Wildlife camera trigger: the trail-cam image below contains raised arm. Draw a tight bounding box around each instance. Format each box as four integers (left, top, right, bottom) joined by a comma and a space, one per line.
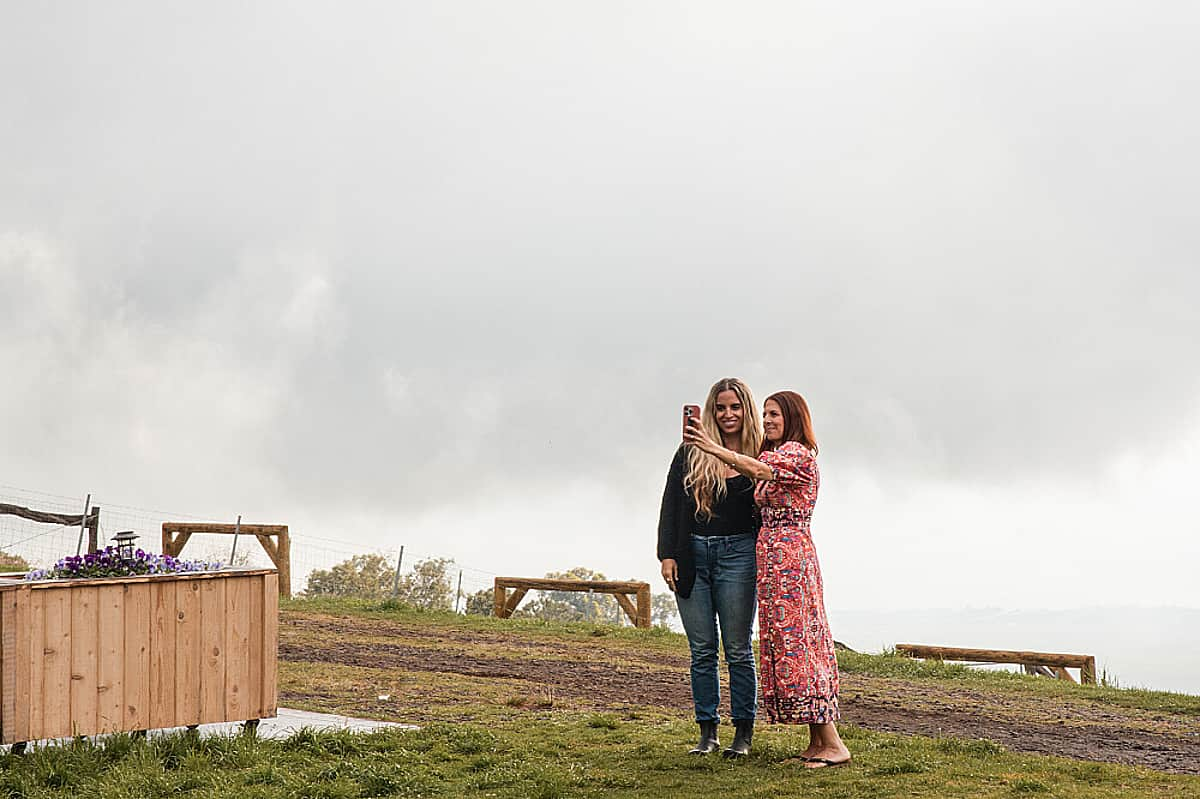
758, 442, 817, 486
682, 419, 774, 481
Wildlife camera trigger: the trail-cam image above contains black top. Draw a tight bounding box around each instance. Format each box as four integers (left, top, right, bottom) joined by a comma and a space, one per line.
656, 446, 760, 599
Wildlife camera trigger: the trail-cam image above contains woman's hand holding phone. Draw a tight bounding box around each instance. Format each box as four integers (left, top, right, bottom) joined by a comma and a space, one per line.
682, 404, 719, 453
682, 404, 701, 442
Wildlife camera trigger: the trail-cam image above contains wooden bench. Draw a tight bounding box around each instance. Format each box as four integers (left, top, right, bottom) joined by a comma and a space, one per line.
896, 644, 1097, 684
493, 577, 652, 628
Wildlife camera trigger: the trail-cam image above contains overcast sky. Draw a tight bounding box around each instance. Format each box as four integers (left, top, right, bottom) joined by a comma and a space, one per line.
2, 1, 1198, 611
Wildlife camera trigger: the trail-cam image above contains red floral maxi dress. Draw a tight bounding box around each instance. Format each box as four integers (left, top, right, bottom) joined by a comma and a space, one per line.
755, 441, 841, 724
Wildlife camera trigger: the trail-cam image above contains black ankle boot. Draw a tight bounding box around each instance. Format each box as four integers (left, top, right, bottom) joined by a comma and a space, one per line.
689, 720, 720, 754
722, 719, 754, 758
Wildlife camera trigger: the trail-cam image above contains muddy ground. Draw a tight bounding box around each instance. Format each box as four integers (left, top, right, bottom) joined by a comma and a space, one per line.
278, 612, 1200, 775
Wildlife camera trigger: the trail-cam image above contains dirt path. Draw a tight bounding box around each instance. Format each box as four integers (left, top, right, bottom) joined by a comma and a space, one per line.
279, 612, 1200, 775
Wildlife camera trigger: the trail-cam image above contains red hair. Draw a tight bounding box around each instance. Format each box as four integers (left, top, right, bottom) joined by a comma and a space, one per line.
761, 391, 818, 454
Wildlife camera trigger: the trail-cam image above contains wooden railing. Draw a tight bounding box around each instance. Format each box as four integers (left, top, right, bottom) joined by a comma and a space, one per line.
493, 577, 652, 628
896, 644, 1097, 684
0, 502, 99, 553
163, 522, 291, 598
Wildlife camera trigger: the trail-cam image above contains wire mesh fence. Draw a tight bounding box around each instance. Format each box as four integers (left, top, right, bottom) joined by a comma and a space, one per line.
0, 483, 501, 611
0, 483, 667, 627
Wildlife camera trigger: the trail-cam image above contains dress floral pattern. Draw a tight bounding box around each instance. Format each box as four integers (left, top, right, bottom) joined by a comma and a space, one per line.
754, 441, 840, 724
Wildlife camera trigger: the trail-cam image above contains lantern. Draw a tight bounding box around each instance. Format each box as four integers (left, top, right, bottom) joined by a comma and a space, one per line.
113, 530, 139, 561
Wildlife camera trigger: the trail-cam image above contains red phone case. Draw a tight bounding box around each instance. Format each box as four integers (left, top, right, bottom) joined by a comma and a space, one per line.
682, 404, 701, 439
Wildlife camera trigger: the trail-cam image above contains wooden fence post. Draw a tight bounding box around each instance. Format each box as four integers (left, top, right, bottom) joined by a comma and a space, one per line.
87, 506, 100, 554
493, 583, 506, 618
276, 529, 291, 599
1082, 657, 1097, 685
635, 584, 651, 628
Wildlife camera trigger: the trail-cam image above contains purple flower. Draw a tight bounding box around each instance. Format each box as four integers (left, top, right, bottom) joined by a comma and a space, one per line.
25, 544, 224, 582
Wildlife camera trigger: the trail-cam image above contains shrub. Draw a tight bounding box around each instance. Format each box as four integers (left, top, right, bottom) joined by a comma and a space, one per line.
305, 554, 394, 600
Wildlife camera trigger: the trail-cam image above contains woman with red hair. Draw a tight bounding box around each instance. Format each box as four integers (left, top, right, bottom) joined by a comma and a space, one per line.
685, 390, 850, 768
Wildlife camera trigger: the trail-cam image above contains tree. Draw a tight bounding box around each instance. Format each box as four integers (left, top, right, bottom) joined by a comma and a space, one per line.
395, 557, 455, 610
652, 592, 680, 630
304, 553, 393, 599
0, 549, 29, 574
464, 587, 494, 616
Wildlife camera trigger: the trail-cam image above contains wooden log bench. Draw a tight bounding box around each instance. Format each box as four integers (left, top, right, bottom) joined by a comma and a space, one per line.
493, 577, 652, 628
895, 644, 1097, 685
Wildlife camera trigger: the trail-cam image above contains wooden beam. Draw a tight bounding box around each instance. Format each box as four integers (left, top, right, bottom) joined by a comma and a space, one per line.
0, 503, 98, 527
162, 532, 192, 559
896, 644, 1094, 670
1053, 666, 1078, 683
635, 584, 651, 629
86, 505, 100, 554
275, 530, 291, 599
494, 577, 650, 593
493, 585, 506, 618
162, 523, 289, 537
613, 592, 638, 625
254, 534, 279, 562
1081, 657, 1097, 685
501, 588, 528, 618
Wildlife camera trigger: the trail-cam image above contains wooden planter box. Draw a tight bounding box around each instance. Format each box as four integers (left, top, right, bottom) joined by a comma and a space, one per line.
0, 568, 278, 745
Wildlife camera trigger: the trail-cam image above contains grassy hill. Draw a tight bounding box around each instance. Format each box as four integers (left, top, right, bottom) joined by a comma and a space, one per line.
276, 598, 1200, 797
2, 597, 1198, 798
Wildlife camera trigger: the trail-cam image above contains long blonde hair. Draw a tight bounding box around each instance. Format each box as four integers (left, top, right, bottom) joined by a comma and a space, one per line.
684, 378, 763, 521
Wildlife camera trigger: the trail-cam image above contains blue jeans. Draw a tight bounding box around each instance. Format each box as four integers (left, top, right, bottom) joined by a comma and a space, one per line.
675, 533, 758, 722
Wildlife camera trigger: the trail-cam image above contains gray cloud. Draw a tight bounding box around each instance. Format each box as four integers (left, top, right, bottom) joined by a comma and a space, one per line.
2, 1, 1198, 525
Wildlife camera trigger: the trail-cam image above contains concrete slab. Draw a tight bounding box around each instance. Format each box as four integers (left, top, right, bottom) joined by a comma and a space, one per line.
5, 707, 417, 751
218, 705, 420, 739
210, 707, 419, 739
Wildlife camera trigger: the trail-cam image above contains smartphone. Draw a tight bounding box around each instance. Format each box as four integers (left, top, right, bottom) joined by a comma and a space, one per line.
682, 404, 701, 440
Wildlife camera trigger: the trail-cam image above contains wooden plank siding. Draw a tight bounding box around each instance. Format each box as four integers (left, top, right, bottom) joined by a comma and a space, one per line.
0, 569, 277, 744
148, 580, 177, 730
260, 573, 279, 719
39, 587, 72, 739
175, 580, 203, 727
95, 585, 124, 732
70, 585, 100, 734
198, 578, 226, 724
224, 575, 252, 721
122, 582, 151, 731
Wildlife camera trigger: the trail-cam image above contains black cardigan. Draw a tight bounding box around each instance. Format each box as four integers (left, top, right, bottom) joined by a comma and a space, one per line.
656, 446, 759, 599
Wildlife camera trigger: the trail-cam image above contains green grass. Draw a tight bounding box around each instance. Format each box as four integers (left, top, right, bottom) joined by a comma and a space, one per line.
5, 596, 1195, 798
282, 596, 685, 651
1, 718, 1197, 799
838, 649, 1200, 718
283, 596, 1200, 718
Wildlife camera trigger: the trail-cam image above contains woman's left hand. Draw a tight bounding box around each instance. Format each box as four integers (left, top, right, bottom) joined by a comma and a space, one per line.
683, 417, 719, 453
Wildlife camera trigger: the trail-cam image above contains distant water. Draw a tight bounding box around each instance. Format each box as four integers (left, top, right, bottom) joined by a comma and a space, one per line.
828, 606, 1200, 696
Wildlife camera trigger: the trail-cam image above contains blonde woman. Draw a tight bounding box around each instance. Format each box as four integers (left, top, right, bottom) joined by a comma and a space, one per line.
657, 377, 763, 758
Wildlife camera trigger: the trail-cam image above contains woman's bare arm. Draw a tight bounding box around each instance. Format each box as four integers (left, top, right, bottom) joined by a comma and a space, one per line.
682, 420, 774, 481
